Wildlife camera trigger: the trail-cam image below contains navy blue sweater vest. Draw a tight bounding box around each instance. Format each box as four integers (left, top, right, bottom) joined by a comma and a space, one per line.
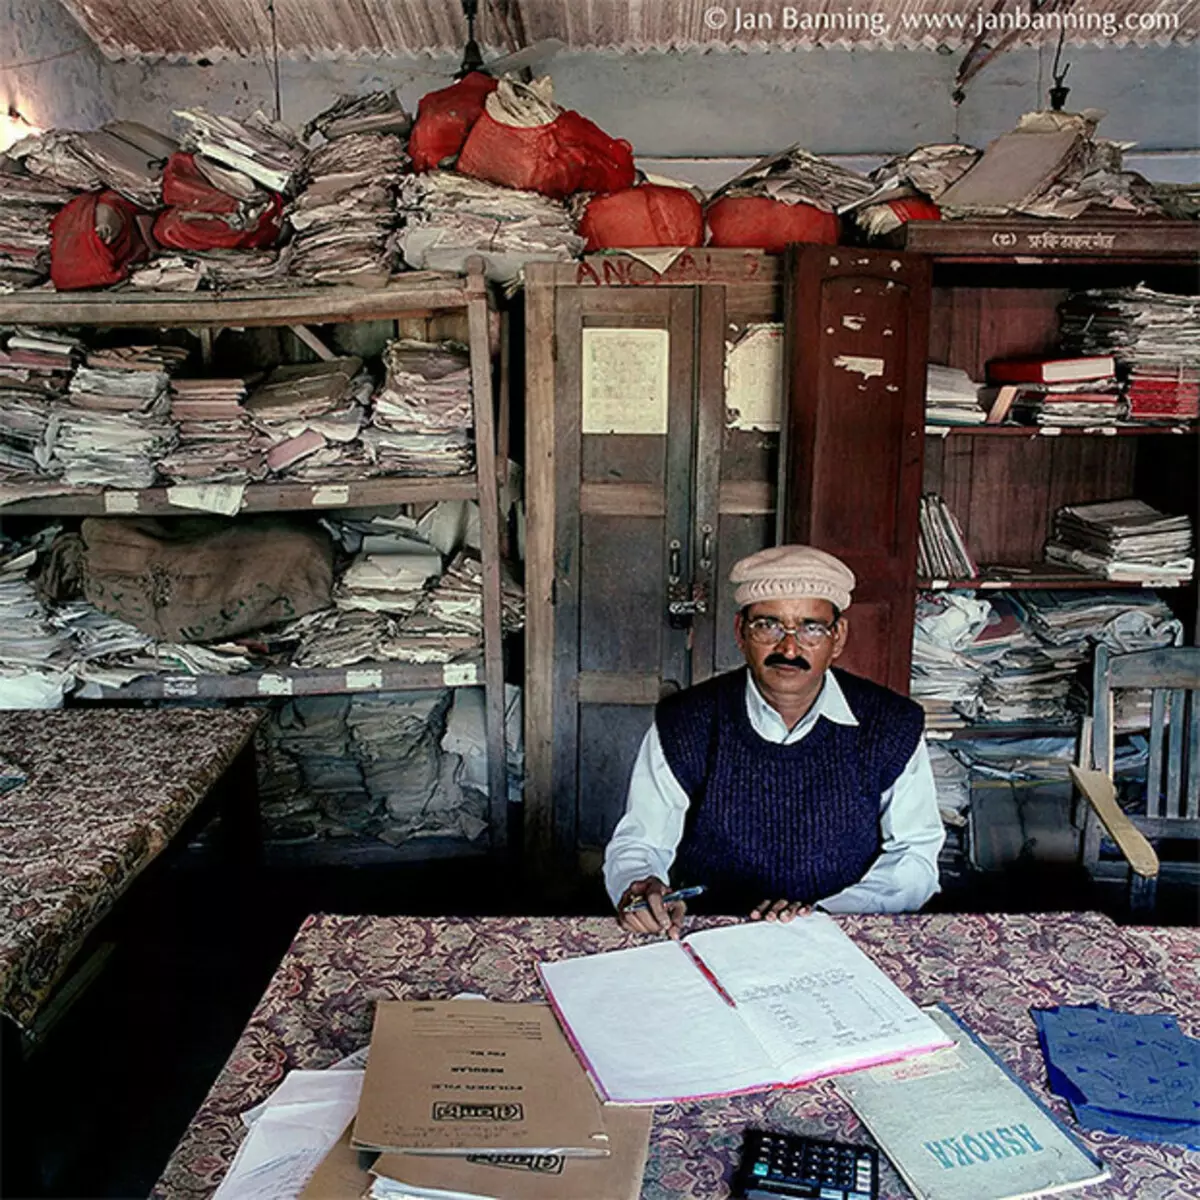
656, 667, 924, 910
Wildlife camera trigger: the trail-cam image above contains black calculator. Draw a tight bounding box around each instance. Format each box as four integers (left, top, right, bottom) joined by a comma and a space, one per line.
733, 1129, 880, 1199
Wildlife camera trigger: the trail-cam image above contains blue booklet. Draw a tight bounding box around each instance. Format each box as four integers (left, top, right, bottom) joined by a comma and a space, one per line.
835, 1004, 1108, 1200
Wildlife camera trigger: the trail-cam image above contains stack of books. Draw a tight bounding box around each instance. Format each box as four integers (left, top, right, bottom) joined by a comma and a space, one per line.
1045, 498, 1195, 584
1059, 285, 1200, 424
918, 493, 977, 580
985, 355, 1122, 427
925, 364, 986, 425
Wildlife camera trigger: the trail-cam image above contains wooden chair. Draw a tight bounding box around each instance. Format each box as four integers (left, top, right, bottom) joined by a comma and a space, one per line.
1070, 645, 1200, 916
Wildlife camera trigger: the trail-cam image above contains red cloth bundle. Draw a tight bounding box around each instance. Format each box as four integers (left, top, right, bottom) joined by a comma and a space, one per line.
152, 193, 283, 251
161, 152, 241, 213
457, 108, 635, 199
579, 185, 703, 250
706, 196, 839, 250
50, 190, 149, 291
409, 72, 498, 172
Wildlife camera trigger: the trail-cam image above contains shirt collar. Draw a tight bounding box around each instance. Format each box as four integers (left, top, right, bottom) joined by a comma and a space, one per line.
744, 668, 859, 731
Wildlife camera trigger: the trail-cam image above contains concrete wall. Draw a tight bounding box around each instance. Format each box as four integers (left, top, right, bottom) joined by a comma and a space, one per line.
106, 43, 1199, 160
0, 0, 115, 148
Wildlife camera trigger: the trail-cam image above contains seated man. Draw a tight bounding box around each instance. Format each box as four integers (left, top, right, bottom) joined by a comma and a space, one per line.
604, 544, 944, 938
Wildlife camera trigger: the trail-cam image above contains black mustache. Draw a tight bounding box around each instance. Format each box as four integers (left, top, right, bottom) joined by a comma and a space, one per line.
765, 652, 811, 670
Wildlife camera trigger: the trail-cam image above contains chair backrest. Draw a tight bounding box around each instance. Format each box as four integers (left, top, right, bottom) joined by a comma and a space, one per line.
1091, 644, 1200, 824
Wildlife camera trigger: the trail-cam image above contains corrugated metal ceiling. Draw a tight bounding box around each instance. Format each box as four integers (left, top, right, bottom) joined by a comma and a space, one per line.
58, 0, 1199, 60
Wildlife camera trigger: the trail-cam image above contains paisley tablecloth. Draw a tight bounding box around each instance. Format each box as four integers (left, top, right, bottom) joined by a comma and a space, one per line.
0, 707, 262, 1031
153, 912, 1200, 1200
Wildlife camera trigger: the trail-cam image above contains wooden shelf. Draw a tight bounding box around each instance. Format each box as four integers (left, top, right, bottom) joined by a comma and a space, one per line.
75, 657, 484, 701
0, 272, 480, 327
927, 722, 1079, 741
926, 423, 1197, 438
0, 475, 477, 517
891, 218, 1200, 262
919, 566, 1191, 591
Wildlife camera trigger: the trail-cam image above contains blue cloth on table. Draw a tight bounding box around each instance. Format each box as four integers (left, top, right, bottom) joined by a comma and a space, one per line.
1031, 1004, 1200, 1149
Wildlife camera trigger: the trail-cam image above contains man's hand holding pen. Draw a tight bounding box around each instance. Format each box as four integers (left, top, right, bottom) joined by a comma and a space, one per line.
617, 877, 688, 940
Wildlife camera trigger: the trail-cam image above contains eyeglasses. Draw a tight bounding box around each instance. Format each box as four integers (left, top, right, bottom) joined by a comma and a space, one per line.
744, 616, 839, 648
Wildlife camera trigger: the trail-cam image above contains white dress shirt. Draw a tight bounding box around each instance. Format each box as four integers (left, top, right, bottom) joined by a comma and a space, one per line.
603, 671, 945, 913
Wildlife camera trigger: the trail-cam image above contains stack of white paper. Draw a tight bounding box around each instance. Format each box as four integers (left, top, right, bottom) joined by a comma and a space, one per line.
0, 532, 73, 709
174, 108, 306, 194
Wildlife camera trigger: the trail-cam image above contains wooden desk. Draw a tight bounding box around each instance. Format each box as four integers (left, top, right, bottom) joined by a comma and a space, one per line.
154, 912, 1198, 1199
0, 706, 262, 1033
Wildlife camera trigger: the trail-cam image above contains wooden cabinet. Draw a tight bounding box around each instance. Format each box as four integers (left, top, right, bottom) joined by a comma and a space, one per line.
523, 249, 925, 874
896, 224, 1199, 645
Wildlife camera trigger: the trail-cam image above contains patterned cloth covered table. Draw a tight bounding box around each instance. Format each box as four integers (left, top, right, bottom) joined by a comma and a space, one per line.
0, 707, 262, 1031
154, 912, 1200, 1200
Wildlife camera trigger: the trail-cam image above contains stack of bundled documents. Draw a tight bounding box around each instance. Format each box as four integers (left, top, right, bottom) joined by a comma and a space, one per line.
0, 530, 73, 709
245, 356, 368, 477
0, 170, 72, 287
286, 608, 477, 670
365, 339, 475, 476
0, 331, 80, 493
397, 170, 584, 285
924, 364, 986, 425
851, 142, 980, 235
334, 541, 443, 616
6, 129, 102, 191
917, 493, 977, 580
174, 108, 306, 193
712, 144, 874, 212
159, 376, 266, 482
127, 255, 205, 292
1045, 498, 1194, 583
910, 591, 993, 727
1059, 286, 1200, 423
1034, 1004, 1200, 1147
69, 121, 178, 207
212, 1001, 653, 1200
1018, 589, 1183, 654
303, 90, 411, 142
56, 353, 179, 487
50, 600, 254, 696
975, 642, 1084, 724
288, 130, 408, 287
188, 248, 288, 291
987, 353, 1123, 427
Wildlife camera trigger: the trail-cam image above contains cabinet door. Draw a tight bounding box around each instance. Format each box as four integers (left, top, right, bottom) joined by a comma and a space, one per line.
548, 288, 698, 864
781, 246, 931, 693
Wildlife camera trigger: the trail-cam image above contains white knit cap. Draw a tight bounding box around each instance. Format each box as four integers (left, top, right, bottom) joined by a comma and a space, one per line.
730, 544, 855, 611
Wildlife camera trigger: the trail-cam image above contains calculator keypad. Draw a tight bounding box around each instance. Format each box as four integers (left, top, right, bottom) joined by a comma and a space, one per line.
735, 1129, 879, 1200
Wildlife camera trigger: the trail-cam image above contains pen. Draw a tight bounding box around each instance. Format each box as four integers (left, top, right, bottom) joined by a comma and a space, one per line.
622, 884, 707, 913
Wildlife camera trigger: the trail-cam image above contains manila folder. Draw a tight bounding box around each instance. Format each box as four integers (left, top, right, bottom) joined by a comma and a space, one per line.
353, 1000, 610, 1156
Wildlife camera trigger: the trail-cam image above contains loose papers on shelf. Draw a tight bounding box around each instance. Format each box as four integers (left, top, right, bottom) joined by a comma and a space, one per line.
539, 915, 952, 1104
1045, 499, 1194, 583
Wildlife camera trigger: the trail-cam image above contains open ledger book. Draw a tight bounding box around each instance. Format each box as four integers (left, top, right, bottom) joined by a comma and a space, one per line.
539, 915, 953, 1104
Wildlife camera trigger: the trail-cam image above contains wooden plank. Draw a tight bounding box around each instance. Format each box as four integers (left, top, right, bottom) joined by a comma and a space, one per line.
577, 672, 664, 706
522, 273, 558, 866
1188, 690, 1200, 821
1069, 766, 1160, 878
931, 424, 1198, 438
1165, 689, 1186, 820
691, 285, 725, 684
554, 250, 780, 290
895, 219, 1200, 260
718, 480, 775, 514
1148, 690, 1167, 819
85, 659, 482, 701
1107, 647, 1200, 692
578, 482, 665, 517
0, 476, 478, 517
0, 274, 473, 326
288, 324, 336, 360
466, 269, 508, 853
551, 288, 585, 862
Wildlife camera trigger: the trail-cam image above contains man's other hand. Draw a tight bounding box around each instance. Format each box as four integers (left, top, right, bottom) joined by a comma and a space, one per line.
749, 898, 811, 923
617, 877, 686, 940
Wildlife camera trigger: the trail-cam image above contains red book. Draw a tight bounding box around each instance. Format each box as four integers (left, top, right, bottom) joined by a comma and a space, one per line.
987, 355, 1115, 384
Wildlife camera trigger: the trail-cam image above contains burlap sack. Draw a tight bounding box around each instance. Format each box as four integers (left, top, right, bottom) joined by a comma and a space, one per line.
80, 516, 333, 642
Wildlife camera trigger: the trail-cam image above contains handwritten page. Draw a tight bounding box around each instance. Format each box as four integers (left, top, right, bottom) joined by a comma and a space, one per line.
540, 939, 775, 1103
685, 917, 952, 1083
